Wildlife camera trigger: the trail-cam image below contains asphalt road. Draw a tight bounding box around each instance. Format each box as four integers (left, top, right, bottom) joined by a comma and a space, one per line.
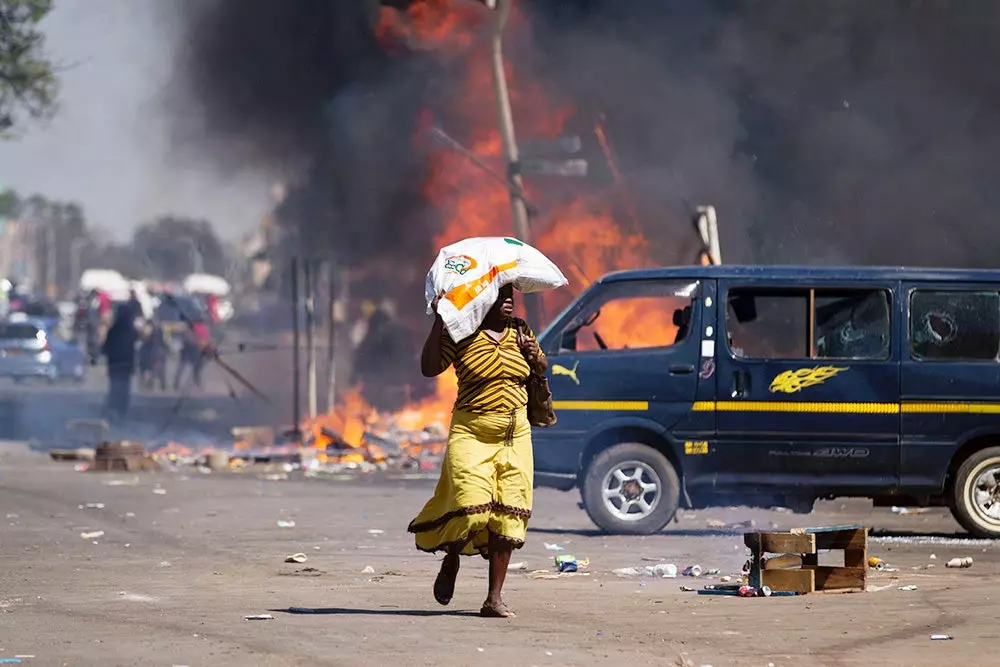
0, 442, 997, 667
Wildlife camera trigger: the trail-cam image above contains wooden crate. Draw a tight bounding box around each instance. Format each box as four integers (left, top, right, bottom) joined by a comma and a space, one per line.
744, 525, 867, 594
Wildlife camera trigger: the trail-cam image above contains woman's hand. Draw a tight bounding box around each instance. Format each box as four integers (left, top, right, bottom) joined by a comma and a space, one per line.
519, 336, 540, 362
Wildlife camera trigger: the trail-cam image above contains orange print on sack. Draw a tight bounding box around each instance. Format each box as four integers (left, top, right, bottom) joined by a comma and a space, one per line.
443, 260, 519, 310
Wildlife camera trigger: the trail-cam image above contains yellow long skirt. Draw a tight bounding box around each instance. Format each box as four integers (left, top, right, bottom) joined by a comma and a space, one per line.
408, 406, 533, 557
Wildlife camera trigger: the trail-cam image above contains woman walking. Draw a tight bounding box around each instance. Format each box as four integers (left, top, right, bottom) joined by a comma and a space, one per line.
409, 283, 547, 618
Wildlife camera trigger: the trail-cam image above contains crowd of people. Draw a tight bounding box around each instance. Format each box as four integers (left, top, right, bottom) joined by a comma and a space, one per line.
74, 288, 220, 422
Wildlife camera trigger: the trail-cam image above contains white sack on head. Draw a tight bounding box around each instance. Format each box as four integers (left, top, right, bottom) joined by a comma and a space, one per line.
425, 237, 568, 342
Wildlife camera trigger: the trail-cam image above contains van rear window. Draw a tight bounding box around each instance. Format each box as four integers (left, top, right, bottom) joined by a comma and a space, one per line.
910, 290, 1000, 361
726, 287, 891, 361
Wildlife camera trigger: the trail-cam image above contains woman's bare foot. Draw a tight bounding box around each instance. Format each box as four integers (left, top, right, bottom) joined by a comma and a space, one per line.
479, 600, 516, 618
433, 551, 460, 606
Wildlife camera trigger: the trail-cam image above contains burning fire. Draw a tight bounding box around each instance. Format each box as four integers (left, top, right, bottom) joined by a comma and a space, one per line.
303, 0, 677, 453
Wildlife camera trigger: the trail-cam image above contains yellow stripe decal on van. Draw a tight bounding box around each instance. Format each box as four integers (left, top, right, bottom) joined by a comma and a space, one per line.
689, 401, 1000, 414
692, 401, 899, 414
552, 400, 649, 411
902, 402, 1000, 414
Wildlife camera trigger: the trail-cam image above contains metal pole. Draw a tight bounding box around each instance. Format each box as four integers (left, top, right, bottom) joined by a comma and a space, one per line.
70, 238, 87, 292
305, 259, 317, 420
491, 0, 543, 328
46, 224, 56, 298
290, 258, 301, 441
325, 260, 337, 413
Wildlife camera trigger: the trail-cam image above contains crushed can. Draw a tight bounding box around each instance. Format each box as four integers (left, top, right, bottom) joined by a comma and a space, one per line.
557, 559, 578, 573
738, 585, 757, 597
682, 564, 703, 577
757, 585, 772, 597
554, 554, 577, 566
868, 556, 886, 571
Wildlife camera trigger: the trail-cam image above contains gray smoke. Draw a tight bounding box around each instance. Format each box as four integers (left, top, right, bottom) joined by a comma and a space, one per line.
165, 0, 1000, 407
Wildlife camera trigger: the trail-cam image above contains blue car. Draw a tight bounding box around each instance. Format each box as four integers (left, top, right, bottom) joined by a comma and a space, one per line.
0, 315, 87, 383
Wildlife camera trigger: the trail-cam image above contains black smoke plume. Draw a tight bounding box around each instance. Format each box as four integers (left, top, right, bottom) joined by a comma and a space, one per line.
168, 0, 1000, 408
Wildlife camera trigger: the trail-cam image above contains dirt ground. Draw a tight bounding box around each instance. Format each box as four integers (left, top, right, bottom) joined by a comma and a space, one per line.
1, 442, 997, 667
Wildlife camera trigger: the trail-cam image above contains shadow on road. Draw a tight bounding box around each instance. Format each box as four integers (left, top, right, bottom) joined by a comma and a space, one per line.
272, 607, 480, 618
527, 526, 742, 538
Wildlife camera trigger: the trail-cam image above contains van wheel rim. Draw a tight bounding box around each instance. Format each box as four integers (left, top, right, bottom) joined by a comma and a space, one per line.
970, 463, 1000, 526
601, 461, 661, 522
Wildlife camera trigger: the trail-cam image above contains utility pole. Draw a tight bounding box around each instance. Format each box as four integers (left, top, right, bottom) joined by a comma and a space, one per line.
45, 223, 56, 298
290, 258, 302, 442
325, 259, 338, 413
490, 0, 543, 328
304, 259, 318, 420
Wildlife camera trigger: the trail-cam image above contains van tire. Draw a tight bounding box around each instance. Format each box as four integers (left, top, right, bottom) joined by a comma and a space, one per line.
951, 446, 1000, 538
581, 442, 679, 535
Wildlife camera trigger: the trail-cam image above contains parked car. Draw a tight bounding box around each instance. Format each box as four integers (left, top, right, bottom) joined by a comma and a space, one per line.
533, 265, 1000, 538
0, 315, 87, 383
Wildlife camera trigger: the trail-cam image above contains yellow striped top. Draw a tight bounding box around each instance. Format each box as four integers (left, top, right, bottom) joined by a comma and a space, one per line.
438, 318, 543, 415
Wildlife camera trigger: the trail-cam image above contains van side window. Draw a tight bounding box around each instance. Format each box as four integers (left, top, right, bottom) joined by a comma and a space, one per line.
558, 280, 699, 353
727, 288, 891, 360
910, 290, 1000, 361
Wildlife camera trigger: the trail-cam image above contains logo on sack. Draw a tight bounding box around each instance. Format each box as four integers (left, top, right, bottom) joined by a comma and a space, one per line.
443, 255, 478, 276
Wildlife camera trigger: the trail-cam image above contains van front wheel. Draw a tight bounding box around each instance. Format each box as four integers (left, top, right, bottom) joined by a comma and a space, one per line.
581, 442, 679, 535
951, 446, 1000, 538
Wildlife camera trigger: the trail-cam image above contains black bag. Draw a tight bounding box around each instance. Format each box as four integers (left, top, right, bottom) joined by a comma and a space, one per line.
516, 320, 557, 428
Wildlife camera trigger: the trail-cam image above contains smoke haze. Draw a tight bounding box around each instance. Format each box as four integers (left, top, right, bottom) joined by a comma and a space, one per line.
166, 0, 1000, 407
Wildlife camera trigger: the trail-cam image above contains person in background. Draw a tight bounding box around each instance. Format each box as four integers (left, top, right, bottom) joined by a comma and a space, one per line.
173, 316, 211, 390
206, 294, 220, 324
137, 321, 169, 391
102, 307, 138, 422
126, 289, 144, 323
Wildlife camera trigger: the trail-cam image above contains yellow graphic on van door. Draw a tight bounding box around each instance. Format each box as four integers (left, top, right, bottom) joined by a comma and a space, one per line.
552, 361, 580, 386
769, 366, 848, 394
684, 441, 709, 455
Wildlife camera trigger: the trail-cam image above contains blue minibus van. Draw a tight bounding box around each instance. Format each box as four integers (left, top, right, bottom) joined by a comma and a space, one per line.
533, 266, 1000, 537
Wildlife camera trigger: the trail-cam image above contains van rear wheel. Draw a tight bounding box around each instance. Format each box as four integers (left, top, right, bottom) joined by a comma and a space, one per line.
581, 442, 679, 535
951, 446, 1000, 538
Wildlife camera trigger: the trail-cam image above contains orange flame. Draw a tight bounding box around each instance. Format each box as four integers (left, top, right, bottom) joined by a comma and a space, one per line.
302, 0, 681, 452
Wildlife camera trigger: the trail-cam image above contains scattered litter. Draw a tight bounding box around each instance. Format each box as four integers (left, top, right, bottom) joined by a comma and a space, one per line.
866, 583, 894, 592
152, 488, 167, 495
367, 529, 385, 535
510, 561, 528, 571
245, 614, 273, 620
80, 531, 104, 540
530, 570, 589, 580
873, 536, 998, 547
930, 634, 952, 641
0, 659, 22, 664
720, 575, 732, 583
891, 506, 930, 515
899, 585, 919, 591
285, 553, 308, 564
929, 554, 937, 560
682, 565, 703, 577
6, 513, 18, 519
868, 557, 886, 571
362, 565, 376, 574
157, 561, 172, 568
544, 542, 565, 551
706, 519, 726, 529
80, 503, 105, 510
277, 520, 296, 528
679, 585, 696, 592
613, 564, 677, 578
945, 557, 973, 569
103, 478, 139, 486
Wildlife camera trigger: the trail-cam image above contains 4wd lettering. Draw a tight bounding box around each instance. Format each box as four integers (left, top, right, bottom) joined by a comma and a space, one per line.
813, 447, 869, 459
443, 255, 478, 276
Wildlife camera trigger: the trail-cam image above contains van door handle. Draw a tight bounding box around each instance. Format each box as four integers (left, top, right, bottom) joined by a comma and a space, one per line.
733, 370, 750, 398
669, 364, 695, 375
